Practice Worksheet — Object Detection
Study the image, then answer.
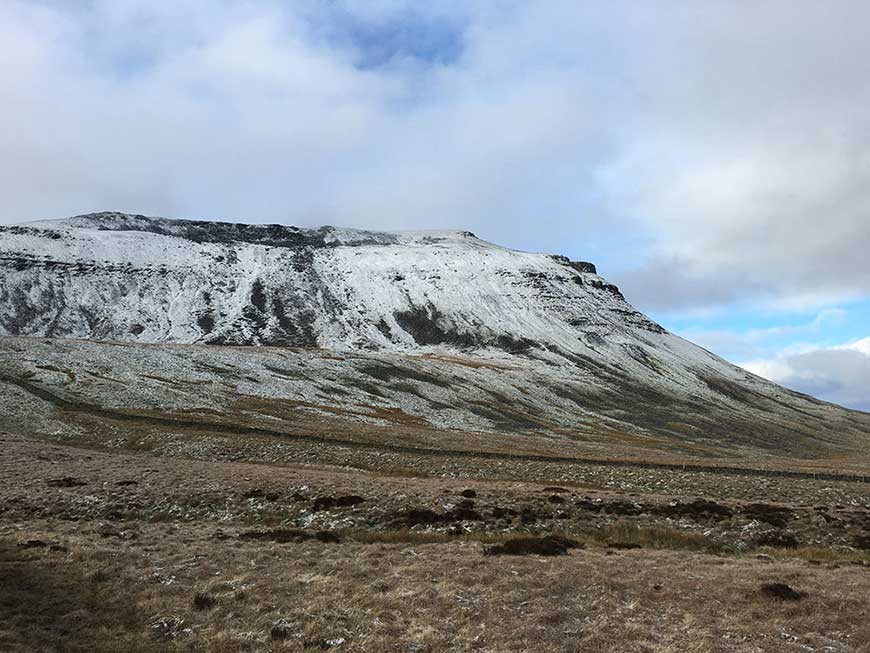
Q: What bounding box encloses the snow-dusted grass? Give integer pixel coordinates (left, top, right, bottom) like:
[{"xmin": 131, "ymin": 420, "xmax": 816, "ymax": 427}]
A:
[{"xmin": 4, "ymin": 335, "xmax": 870, "ymax": 459}]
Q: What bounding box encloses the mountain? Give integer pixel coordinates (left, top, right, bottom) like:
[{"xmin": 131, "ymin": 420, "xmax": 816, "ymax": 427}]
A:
[
  {"xmin": 1, "ymin": 211, "xmax": 869, "ymax": 459},
  {"xmin": 1, "ymin": 211, "xmax": 658, "ymax": 349}
]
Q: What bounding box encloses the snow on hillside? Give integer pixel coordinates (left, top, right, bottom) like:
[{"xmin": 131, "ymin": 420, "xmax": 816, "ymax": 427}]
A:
[
  {"xmin": 1, "ymin": 211, "xmax": 659, "ymax": 352},
  {"xmin": 2, "ymin": 211, "xmax": 869, "ymax": 453}
]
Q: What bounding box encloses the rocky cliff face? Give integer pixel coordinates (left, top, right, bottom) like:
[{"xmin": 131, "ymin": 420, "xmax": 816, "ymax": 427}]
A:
[{"xmin": 1, "ymin": 211, "xmax": 869, "ymax": 456}]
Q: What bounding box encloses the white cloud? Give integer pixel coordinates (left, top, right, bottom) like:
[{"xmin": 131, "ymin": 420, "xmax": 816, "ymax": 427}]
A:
[
  {"xmin": 839, "ymin": 337, "xmax": 870, "ymax": 356},
  {"xmin": 741, "ymin": 337, "xmax": 870, "ymax": 411},
  {"xmin": 1, "ymin": 0, "xmax": 869, "ymax": 318}
]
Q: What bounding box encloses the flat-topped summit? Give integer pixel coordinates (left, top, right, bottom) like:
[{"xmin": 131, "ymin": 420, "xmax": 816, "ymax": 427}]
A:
[
  {"xmin": 22, "ymin": 211, "xmax": 484, "ymax": 248},
  {"xmin": 1, "ymin": 211, "xmax": 647, "ymax": 349}
]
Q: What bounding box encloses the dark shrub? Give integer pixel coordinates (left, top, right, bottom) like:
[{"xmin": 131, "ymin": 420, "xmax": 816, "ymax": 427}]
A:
[
  {"xmin": 335, "ymin": 495, "xmax": 365, "ymax": 507},
  {"xmin": 271, "ymin": 619, "xmax": 293, "ymax": 640},
  {"xmin": 743, "ymin": 503, "xmax": 793, "ymax": 528},
  {"xmin": 193, "ymin": 593, "xmax": 217, "ymax": 611},
  {"xmin": 761, "ymin": 582, "xmax": 805, "ymax": 601},
  {"xmin": 484, "ymin": 535, "xmax": 582, "ymax": 556},
  {"xmin": 46, "ymin": 477, "xmax": 87, "ymax": 488}
]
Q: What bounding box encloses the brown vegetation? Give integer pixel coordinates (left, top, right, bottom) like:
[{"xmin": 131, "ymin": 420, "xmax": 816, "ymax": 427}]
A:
[{"xmin": 2, "ymin": 431, "xmax": 870, "ymax": 651}]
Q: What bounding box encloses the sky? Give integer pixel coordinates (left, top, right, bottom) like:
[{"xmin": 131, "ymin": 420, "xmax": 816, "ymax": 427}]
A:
[{"xmin": 1, "ymin": 1, "xmax": 869, "ymax": 410}]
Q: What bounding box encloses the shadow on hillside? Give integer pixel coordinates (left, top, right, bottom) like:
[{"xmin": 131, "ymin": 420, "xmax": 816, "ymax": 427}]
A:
[{"xmin": 0, "ymin": 539, "xmax": 153, "ymax": 652}]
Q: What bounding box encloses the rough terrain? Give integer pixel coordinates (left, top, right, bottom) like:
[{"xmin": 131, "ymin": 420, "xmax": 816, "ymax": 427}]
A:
[
  {"xmin": 3, "ymin": 213, "xmax": 870, "ymax": 651},
  {"xmin": 2, "ymin": 431, "xmax": 870, "ymax": 652}
]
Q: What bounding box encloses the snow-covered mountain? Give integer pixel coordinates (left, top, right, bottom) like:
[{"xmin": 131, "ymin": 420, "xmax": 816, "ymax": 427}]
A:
[
  {"xmin": 1, "ymin": 211, "xmax": 659, "ymax": 349},
  {"xmin": 2, "ymin": 211, "xmax": 869, "ymax": 457}
]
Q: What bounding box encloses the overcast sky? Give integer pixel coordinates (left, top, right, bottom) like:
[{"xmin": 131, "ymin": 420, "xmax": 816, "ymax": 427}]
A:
[{"xmin": 2, "ymin": 1, "xmax": 869, "ymax": 410}]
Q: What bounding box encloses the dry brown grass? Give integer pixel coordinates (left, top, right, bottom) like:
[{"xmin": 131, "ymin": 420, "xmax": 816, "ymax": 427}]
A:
[
  {"xmin": 3, "ymin": 432, "xmax": 870, "ymax": 651},
  {"xmin": 4, "ymin": 520, "xmax": 870, "ymax": 652}
]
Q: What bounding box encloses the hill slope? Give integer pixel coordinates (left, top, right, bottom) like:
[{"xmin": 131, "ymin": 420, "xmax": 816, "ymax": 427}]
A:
[{"xmin": 1, "ymin": 211, "xmax": 868, "ymax": 457}]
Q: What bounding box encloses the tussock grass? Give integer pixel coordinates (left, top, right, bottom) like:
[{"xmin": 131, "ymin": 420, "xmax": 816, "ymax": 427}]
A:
[
  {"xmin": 589, "ymin": 520, "xmax": 722, "ymax": 553},
  {"xmin": 759, "ymin": 545, "xmax": 870, "ymax": 565}
]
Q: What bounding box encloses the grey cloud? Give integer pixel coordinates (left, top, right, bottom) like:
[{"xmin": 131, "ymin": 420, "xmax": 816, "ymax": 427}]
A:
[
  {"xmin": 611, "ymin": 257, "xmax": 772, "ymax": 314},
  {"xmin": 752, "ymin": 348, "xmax": 870, "ymax": 413},
  {"xmin": 1, "ymin": 0, "xmax": 870, "ymax": 317}
]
